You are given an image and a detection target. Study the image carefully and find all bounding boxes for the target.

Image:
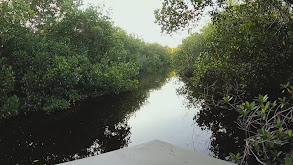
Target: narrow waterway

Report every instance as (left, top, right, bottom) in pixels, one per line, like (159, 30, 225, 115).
(127, 77, 212, 154)
(0, 73, 214, 164)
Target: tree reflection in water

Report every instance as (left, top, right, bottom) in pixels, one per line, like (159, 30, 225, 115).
(0, 69, 171, 165)
(176, 78, 246, 161)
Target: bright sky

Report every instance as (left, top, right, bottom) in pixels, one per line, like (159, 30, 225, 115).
(82, 0, 210, 48)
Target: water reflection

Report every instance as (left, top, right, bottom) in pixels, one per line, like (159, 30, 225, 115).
(128, 77, 212, 154)
(0, 70, 217, 164)
(0, 99, 132, 164)
(176, 78, 246, 161)
(0, 69, 171, 164)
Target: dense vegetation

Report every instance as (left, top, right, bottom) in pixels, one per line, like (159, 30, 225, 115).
(0, 69, 171, 164)
(157, 0, 293, 164)
(0, 0, 171, 119)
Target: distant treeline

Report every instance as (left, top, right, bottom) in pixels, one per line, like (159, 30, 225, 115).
(0, 0, 171, 119)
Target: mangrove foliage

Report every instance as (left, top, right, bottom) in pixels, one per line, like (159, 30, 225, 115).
(0, 0, 171, 119)
(157, 0, 293, 164)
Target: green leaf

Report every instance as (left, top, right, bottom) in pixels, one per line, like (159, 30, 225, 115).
(276, 119, 281, 127)
(236, 153, 240, 158)
(285, 156, 293, 165)
(261, 128, 265, 134)
(265, 101, 270, 109)
(223, 96, 232, 102)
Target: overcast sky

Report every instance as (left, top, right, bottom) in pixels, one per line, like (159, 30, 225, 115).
(82, 0, 210, 48)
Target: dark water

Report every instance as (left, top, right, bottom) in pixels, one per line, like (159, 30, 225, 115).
(0, 71, 235, 165)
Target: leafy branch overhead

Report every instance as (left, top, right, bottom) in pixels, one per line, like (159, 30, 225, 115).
(155, 0, 293, 33)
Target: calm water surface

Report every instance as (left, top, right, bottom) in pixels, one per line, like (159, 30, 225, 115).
(0, 73, 214, 164)
(128, 77, 212, 154)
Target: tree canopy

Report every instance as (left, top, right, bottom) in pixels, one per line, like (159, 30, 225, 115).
(0, 0, 171, 119)
(155, 0, 293, 33)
